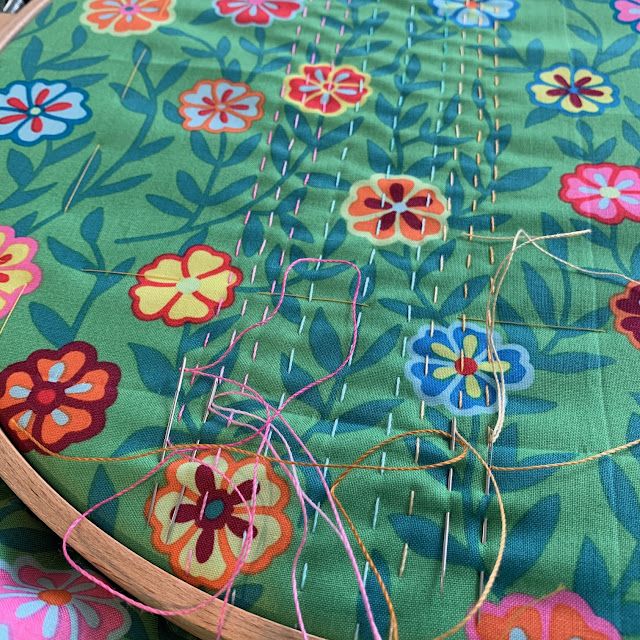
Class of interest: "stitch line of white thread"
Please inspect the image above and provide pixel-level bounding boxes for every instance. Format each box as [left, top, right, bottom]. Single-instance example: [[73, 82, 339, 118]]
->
[[393, 7, 459, 581]]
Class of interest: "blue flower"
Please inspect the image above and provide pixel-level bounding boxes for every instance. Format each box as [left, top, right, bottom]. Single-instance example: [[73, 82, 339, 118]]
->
[[0, 80, 91, 146], [405, 322, 533, 416], [428, 0, 519, 28]]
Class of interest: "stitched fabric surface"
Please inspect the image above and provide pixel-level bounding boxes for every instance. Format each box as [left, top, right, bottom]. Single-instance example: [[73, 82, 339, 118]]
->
[[0, 0, 640, 638]]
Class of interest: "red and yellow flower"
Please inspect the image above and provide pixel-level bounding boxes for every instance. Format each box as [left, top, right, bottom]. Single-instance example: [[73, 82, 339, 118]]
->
[[213, 0, 303, 26], [81, 0, 176, 35], [148, 450, 293, 589], [0, 225, 41, 319], [0, 342, 121, 453], [341, 174, 449, 246], [466, 591, 621, 640], [284, 64, 371, 116], [129, 245, 243, 327]]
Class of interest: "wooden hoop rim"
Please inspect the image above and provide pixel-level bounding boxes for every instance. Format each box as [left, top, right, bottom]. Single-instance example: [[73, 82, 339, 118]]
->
[[0, 425, 322, 640], [0, 0, 51, 51]]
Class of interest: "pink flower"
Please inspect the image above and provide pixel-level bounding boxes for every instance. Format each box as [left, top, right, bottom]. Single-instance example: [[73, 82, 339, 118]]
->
[[466, 590, 621, 640], [559, 163, 640, 224], [0, 226, 41, 320], [612, 0, 640, 32], [0, 557, 130, 640], [213, 0, 303, 26]]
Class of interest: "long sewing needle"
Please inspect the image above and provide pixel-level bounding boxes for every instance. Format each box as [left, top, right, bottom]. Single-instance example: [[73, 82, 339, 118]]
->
[[147, 356, 187, 524], [165, 374, 220, 542], [478, 429, 494, 608], [440, 416, 457, 593]]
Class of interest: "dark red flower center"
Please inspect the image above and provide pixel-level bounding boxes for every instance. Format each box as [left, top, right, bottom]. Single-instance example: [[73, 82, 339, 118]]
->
[[454, 357, 478, 376], [0, 274, 9, 284], [0, 253, 12, 265]]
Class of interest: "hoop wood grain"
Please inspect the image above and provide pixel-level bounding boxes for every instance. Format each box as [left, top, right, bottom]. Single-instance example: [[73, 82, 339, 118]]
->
[[0, 0, 51, 50], [0, 425, 322, 640]]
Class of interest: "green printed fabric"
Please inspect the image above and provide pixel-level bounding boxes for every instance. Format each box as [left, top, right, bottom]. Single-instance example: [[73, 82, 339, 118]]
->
[[1, 0, 640, 638]]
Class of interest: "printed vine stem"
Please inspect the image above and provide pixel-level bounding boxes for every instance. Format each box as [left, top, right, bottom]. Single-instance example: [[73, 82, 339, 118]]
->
[[158, 26, 280, 85], [366, 9, 452, 75], [116, 25, 345, 246], [71, 53, 163, 203], [117, 128, 318, 245], [0, 138, 62, 212], [27, 48, 184, 234], [12, 0, 75, 42], [0, 25, 103, 217], [563, 0, 604, 56], [332, 0, 392, 68]]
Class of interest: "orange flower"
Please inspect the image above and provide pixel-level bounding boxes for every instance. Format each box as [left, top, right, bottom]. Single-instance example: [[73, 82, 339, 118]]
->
[[341, 174, 449, 246], [148, 450, 293, 589], [179, 80, 265, 134], [129, 245, 243, 327], [0, 342, 120, 453], [81, 0, 176, 36]]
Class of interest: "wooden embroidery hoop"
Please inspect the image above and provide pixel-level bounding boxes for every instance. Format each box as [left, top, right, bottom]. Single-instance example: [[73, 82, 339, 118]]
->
[[0, 0, 50, 50], [0, 6, 319, 638], [0, 7, 319, 628], [0, 425, 322, 640]]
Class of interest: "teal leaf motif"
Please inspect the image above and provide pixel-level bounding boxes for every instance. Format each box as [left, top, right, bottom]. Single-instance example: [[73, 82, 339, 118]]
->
[[129, 343, 180, 397], [494, 494, 560, 594], [225, 133, 261, 166], [525, 107, 559, 128], [439, 275, 489, 317], [80, 208, 104, 246], [47, 237, 94, 270], [0, 528, 57, 552], [7, 150, 34, 187], [29, 303, 73, 348], [367, 140, 393, 173], [574, 537, 611, 619], [390, 514, 475, 568], [356, 550, 391, 640], [521, 261, 556, 325], [599, 457, 640, 539], [492, 167, 551, 192], [310, 308, 343, 372], [112, 427, 192, 457], [88, 466, 117, 536]]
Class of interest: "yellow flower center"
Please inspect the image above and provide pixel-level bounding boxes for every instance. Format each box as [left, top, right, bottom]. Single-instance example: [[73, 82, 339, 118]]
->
[[176, 277, 200, 294], [29, 107, 42, 116], [38, 589, 72, 606], [600, 186, 620, 199]]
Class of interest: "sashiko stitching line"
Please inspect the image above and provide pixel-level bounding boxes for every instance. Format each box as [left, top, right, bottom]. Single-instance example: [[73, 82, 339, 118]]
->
[[7, 228, 640, 640], [146, 0, 337, 539], [4, 3, 640, 640]]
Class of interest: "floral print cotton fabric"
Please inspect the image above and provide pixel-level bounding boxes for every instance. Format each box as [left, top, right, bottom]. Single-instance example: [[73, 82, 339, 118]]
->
[[1, 0, 640, 639]]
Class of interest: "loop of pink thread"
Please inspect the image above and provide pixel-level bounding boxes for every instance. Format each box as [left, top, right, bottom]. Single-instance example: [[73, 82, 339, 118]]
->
[[61, 258, 383, 640]]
